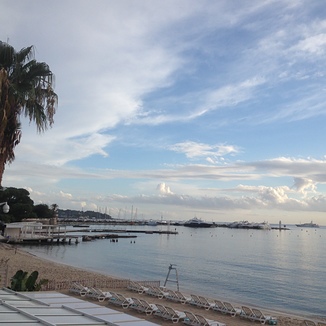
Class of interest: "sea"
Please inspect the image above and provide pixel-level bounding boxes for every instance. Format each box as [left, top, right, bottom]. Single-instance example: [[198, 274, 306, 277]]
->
[[20, 223, 326, 318]]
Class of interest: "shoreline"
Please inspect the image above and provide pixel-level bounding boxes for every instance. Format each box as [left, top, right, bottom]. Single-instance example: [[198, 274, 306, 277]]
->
[[1, 242, 324, 325]]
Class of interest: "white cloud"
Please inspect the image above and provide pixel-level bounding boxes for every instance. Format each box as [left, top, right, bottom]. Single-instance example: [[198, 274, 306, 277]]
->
[[292, 177, 317, 195], [198, 77, 266, 114], [156, 183, 173, 195], [169, 141, 239, 161]]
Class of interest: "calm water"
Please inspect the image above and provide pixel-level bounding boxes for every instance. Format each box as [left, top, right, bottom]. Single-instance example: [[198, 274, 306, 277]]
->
[[21, 224, 326, 318]]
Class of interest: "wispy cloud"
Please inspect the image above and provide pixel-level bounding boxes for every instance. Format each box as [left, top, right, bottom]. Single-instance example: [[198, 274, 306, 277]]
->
[[169, 141, 240, 162]]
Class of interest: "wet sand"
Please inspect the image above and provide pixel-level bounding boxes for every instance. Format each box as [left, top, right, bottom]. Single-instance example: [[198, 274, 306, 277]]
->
[[0, 243, 323, 326]]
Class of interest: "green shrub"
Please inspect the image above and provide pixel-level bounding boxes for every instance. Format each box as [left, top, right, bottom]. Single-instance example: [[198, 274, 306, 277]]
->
[[10, 270, 48, 291]]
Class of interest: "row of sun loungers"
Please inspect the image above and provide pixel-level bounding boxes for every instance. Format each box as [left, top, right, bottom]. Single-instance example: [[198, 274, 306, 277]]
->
[[124, 297, 225, 325], [108, 291, 226, 325], [239, 306, 277, 324], [126, 281, 279, 325], [70, 282, 278, 325], [69, 283, 112, 302]]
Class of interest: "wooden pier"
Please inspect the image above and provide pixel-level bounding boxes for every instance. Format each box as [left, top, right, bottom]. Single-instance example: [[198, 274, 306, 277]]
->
[[74, 228, 178, 235], [6, 234, 80, 245]]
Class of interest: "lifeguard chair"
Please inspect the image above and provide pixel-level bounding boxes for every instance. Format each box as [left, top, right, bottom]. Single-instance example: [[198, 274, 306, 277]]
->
[[163, 264, 179, 290]]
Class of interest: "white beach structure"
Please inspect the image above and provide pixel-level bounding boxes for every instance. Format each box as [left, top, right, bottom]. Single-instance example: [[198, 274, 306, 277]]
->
[[3, 222, 68, 243], [0, 288, 159, 325]]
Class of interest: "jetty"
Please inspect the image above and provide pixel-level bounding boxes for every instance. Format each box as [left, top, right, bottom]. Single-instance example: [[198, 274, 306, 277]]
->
[[2, 222, 81, 244], [70, 228, 178, 235], [1, 221, 178, 245]]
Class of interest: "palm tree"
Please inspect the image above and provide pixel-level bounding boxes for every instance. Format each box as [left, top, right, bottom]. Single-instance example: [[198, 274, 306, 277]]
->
[[50, 203, 59, 218], [0, 41, 57, 186]]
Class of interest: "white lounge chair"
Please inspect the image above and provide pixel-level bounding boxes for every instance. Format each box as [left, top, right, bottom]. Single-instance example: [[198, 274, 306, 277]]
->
[[195, 313, 226, 326], [108, 292, 133, 309], [130, 297, 157, 315], [138, 298, 157, 315], [197, 295, 215, 310], [164, 306, 186, 323], [240, 305, 256, 320], [251, 308, 277, 324], [127, 281, 148, 294], [166, 290, 191, 304], [130, 297, 144, 313], [86, 287, 112, 302], [183, 310, 200, 325], [154, 303, 169, 319], [164, 289, 179, 302], [174, 291, 192, 304], [212, 300, 227, 314], [222, 301, 242, 317], [145, 285, 168, 299], [189, 294, 201, 306], [189, 294, 215, 310], [69, 282, 89, 296]]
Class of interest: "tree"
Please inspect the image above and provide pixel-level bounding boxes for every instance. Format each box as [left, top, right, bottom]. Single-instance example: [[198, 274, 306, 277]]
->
[[0, 41, 58, 186], [33, 203, 52, 219], [0, 187, 35, 222], [50, 203, 58, 218]]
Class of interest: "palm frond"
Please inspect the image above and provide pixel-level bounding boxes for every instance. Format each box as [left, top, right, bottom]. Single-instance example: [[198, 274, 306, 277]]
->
[[0, 42, 57, 185], [0, 42, 15, 70]]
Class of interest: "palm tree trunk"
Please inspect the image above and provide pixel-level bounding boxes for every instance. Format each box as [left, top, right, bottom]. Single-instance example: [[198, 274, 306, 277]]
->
[[0, 154, 5, 187]]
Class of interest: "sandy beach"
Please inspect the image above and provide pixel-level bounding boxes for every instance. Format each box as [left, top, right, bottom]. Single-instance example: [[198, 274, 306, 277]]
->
[[0, 243, 323, 326]]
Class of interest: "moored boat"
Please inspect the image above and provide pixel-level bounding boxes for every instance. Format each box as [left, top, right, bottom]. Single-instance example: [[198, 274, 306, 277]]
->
[[228, 220, 271, 230], [296, 221, 319, 228], [183, 217, 214, 228]]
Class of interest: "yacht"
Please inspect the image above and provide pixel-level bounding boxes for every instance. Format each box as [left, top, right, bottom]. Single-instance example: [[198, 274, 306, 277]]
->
[[296, 221, 319, 228], [228, 221, 271, 230], [183, 217, 214, 228]]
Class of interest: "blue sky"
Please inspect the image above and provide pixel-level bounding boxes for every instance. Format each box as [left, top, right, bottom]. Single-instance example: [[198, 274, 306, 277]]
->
[[1, 0, 326, 224]]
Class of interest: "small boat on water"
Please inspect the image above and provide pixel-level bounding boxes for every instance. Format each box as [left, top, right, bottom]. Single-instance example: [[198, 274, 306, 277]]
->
[[146, 219, 158, 226], [228, 221, 271, 230], [183, 217, 214, 228], [296, 221, 319, 228]]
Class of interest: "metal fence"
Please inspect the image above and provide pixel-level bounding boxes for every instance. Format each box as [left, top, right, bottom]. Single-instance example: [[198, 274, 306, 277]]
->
[[0, 259, 9, 288], [3, 262, 160, 291], [42, 279, 160, 291]]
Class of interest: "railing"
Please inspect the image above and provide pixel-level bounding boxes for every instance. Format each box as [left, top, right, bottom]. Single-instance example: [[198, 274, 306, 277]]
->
[[5, 264, 160, 290], [42, 279, 160, 291], [0, 258, 9, 288]]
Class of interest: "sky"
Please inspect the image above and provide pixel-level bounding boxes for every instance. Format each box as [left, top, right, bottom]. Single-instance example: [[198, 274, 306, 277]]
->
[[1, 0, 326, 225]]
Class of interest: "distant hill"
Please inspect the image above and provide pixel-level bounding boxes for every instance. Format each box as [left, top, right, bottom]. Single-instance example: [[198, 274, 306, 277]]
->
[[57, 209, 112, 220]]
